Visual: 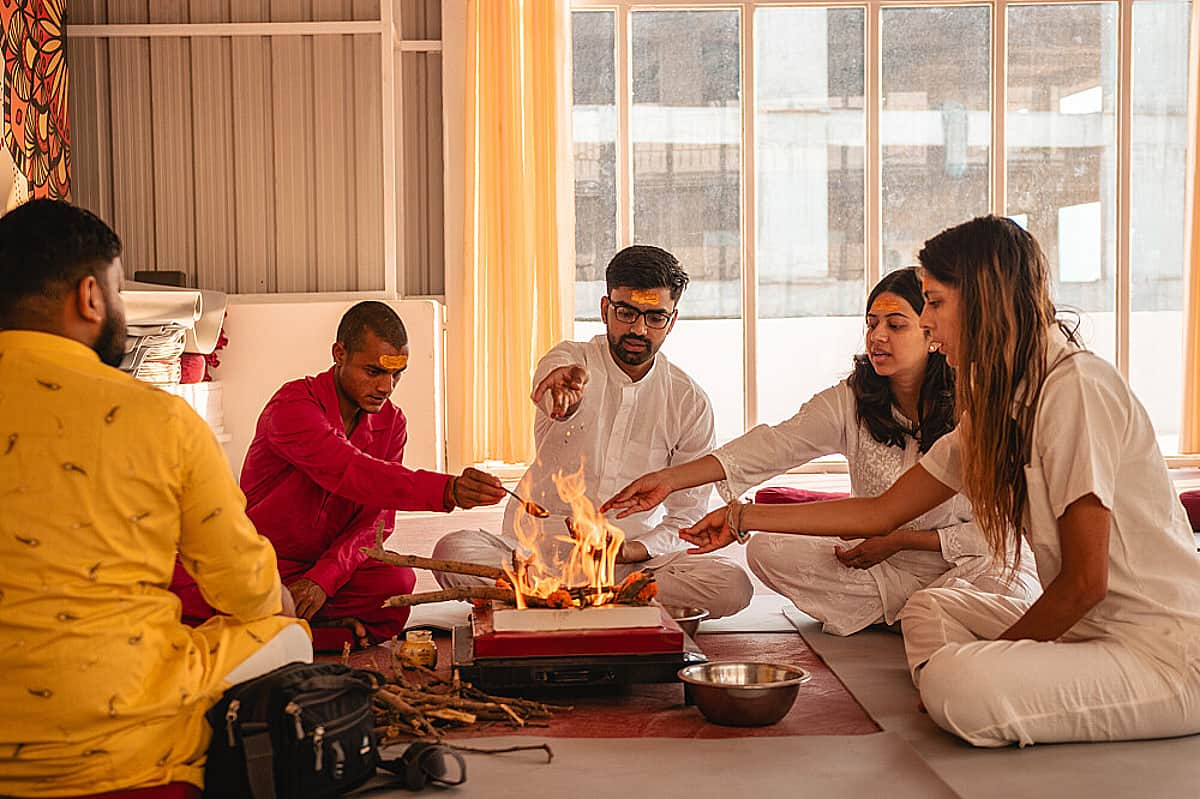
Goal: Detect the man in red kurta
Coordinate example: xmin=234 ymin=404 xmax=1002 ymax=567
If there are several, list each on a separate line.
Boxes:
xmin=172 ymin=302 xmax=505 ymax=647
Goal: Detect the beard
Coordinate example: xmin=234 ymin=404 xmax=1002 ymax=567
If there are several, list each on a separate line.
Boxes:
xmin=94 ymin=293 xmax=127 ymax=368
xmin=607 ymin=330 xmax=656 ymax=367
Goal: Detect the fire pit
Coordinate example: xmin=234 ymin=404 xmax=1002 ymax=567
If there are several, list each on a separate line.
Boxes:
xmin=364 ymin=468 xmax=707 ymax=696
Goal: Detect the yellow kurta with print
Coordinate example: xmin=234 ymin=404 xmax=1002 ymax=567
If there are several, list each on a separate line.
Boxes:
xmin=0 ymin=330 xmax=293 ymax=797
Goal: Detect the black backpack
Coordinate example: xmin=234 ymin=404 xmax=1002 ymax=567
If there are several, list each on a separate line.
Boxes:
xmin=203 ymin=661 xmax=385 ymax=799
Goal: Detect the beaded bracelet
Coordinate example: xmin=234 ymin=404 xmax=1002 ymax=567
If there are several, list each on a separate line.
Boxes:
xmin=726 ymin=500 xmax=752 ymax=545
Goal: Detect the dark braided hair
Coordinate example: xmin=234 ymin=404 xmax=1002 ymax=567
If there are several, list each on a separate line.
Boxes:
xmin=846 ymin=267 xmax=955 ymax=453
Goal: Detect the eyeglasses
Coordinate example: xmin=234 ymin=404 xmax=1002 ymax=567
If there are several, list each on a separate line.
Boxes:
xmin=608 ymin=300 xmax=676 ymax=330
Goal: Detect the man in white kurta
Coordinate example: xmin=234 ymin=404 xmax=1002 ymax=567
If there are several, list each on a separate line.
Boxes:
xmin=433 ymin=247 xmax=753 ymax=619
xmin=901 ymin=327 xmax=1200 ymax=746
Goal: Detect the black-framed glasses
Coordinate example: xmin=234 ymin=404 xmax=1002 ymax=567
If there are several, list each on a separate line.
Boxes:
xmin=608 ymin=300 xmax=676 ymax=330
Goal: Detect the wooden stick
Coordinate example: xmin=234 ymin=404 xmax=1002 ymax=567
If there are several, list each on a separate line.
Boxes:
xmin=362 ymin=548 xmax=506 ymax=581
xmin=447 ymin=743 xmax=554 ymax=763
xmin=426 ymin=707 xmax=476 ymax=724
xmin=382 ymin=586 xmax=512 ymax=608
xmin=383 ymin=585 xmax=554 ymax=609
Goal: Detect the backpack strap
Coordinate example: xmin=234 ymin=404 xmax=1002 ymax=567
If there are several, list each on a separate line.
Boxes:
xmin=241 ymin=725 xmax=277 ymax=799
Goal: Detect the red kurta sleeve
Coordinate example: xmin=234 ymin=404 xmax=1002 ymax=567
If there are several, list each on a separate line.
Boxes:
xmin=260 ymin=388 xmax=452 ymax=512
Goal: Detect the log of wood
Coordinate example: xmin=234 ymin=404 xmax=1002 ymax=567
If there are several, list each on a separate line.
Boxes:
xmin=362 ymin=548 xmax=506 ymax=581
xmin=382 ymin=586 xmax=554 ymax=609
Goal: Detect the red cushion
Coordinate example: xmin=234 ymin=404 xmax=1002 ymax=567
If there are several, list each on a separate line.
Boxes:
xmin=1181 ymin=490 xmax=1200 ymax=532
xmin=64 ymin=785 xmax=200 ymax=799
xmin=754 ymin=487 xmax=850 ymax=504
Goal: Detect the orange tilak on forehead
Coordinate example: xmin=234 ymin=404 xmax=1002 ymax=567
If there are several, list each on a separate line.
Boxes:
xmin=630 ymin=289 xmax=661 ymax=306
xmin=378 ymin=354 xmax=408 ymax=370
xmin=869 ymin=296 xmax=909 ymax=316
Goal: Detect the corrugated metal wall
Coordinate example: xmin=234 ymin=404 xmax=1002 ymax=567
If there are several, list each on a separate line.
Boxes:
xmin=68 ymin=0 xmax=444 ymax=296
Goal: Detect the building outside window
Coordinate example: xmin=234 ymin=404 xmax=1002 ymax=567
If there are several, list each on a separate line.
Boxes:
xmin=571 ymin=0 xmax=1191 ymax=457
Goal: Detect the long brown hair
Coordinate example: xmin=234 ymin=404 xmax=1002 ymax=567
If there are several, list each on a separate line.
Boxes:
xmin=917 ymin=216 xmax=1077 ymax=565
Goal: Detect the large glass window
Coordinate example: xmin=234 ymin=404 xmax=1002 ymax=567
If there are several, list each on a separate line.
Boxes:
xmin=571 ymin=1 xmax=1192 ymax=455
xmin=882 ymin=6 xmax=991 ymax=274
xmin=1007 ymin=4 xmax=1119 ymax=361
xmin=755 ymin=7 xmax=866 ymax=427
xmin=1130 ymin=0 xmax=1190 ymax=453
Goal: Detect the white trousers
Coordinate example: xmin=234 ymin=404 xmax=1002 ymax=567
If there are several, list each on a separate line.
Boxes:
xmin=224 ymin=621 xmax=313 ymax=684
xmin=431 ymin=528 xmax=754 ymax=619
xmin=900 ymin=587 xmax=1200 ymax=747
xmin=745 ymin=534 xmax=899 ymax=635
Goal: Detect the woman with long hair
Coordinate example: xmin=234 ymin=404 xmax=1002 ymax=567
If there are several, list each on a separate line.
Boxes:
xmin=609 ymin=216 xmax=1200 ymax=747
xmin=601 ymin=267 xmax=1037 ymax=636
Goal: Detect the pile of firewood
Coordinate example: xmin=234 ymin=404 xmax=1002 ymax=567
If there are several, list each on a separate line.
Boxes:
xmin=371 ymin=651 xmax=570 ymax=747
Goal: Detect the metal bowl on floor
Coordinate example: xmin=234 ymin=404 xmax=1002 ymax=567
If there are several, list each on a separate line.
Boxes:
xmin=678 ymin=661 xmax=811 ymax=727
xmin=663 ymin=605 xmax=710 ymax=638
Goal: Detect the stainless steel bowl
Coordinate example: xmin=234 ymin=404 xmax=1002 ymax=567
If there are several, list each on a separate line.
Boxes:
xmin=663 ymin=605 xmax=710 ymax=638
xmin=678 ymin=661 xmax=811 ymax=727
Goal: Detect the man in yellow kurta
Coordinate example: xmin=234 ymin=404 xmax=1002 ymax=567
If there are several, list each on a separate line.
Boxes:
xmin=0 ymin=200 xmax=311 ymax=797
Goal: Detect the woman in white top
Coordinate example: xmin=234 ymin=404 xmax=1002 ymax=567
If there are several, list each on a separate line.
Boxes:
xmin=616 ymin=216 xmax=1200 ymax=747
xmin=602 ymin=267 xmax=1038 ymax=636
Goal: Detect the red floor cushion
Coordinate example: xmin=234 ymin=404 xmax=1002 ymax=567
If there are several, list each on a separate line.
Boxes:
xmin=754 ymin=487 xmax=850 ymax=504
xmin=65 ymin=785 xmax=200 ymax=799
xmin=1181 ymin=490 xmax=1200 ymax=532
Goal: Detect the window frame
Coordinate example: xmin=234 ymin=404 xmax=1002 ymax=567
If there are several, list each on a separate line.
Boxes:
xmin=573 ymin=0 xmax=1198 ymax=467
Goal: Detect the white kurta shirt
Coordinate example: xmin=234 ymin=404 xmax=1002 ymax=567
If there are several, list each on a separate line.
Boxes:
xmin=501 ymin=336 xmax=716 ymax=559
xmin=921 ymin=327 xmax=1200 ymax=668
xmin=712 ymin=380 xmax=1038 ymax=624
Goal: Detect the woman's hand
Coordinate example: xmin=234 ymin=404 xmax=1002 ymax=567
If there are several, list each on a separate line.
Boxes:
xmin=836 ymin=532 xmax=905 ymax=569
xmin=679 ymin=506 xmax=737 ymax=554
xmin=601 ymin=470 xmax=675 ymax=518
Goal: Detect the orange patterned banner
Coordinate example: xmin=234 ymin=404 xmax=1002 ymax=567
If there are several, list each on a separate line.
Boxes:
xmin=1 ymin=0 xmax=69 ymax=201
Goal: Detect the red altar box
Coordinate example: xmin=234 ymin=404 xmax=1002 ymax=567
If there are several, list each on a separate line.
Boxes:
xmin=470 ymin=603 xmax=684 ymax=659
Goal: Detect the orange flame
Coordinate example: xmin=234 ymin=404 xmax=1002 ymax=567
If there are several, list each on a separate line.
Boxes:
xmin=503 ymin=467 xmax=625 ymax=609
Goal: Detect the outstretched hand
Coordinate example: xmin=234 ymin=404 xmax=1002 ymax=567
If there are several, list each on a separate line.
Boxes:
xmin=452 ymin=467 xmax=506 ymax=509
xmin=600 ymin=471 xmax=674 ymax=518
xmin=532 ymin=365 xmax=589 ymax=419
xmin=679 ymin=506 xmax=737 ymax=554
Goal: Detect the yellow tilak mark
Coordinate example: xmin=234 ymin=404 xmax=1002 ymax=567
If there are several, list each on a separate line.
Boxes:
xmin=869 ymin=297 xmax=907 ymax=315
xmin=630 ymin=289 xmax=660 ymax=305
xmin=379 ymin=354 xmax=408 ymax=370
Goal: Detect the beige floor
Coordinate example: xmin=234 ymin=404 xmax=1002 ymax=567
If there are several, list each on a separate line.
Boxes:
xmin=379 ymin=471 xmax=1200 ymax=798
